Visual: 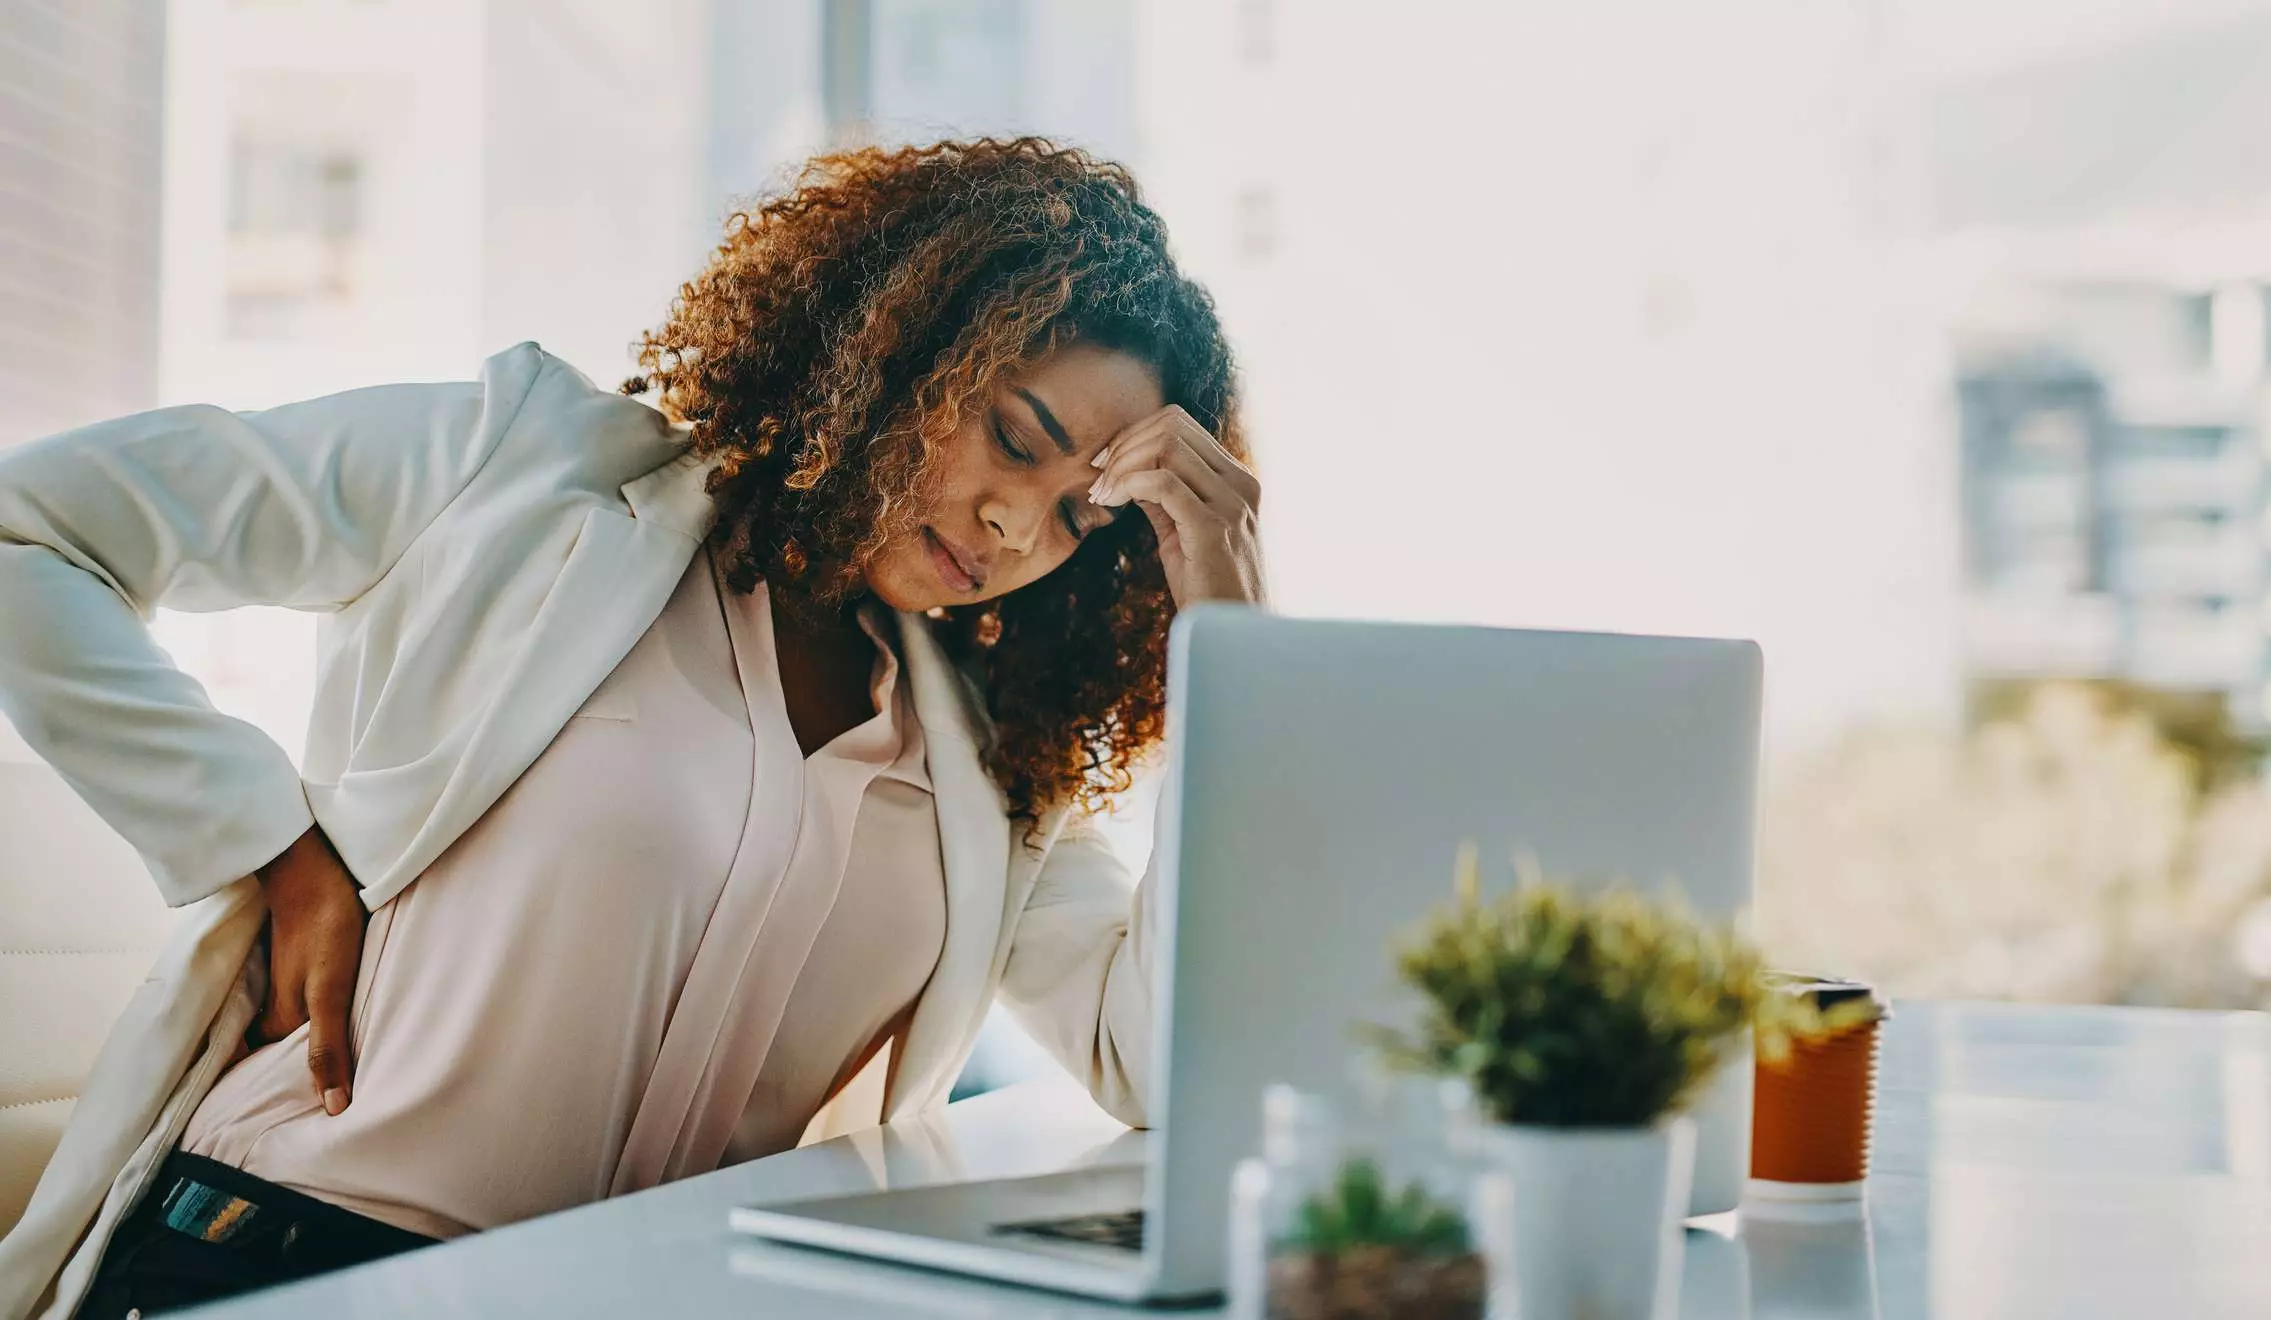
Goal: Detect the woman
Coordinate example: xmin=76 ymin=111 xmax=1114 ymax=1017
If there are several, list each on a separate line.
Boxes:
xmin=0 ymin=138 xmax=1261 ymax=1317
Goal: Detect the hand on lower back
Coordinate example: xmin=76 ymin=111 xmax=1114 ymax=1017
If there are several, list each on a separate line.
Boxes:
xmin=249 ymin=824 xmax=367 ymax=1115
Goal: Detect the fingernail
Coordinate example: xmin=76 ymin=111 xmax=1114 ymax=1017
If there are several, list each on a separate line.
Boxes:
xmin=1091 ymin=448 xmax=1111 ymax=469
xmin=1091 ymin=482 xmax=1116 ymax=505
xmin=323 ymin=1087 xmax=347 ymax=1116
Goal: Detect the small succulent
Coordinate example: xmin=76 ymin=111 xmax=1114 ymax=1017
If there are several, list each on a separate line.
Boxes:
xmin=1376 ymin=850 xmax=1853 ymax=1129
xmin=1279 ymin=1157 xmax=1471 ymax=1258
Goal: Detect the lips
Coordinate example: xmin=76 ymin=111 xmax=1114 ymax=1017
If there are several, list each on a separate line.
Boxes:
xmin=924 ymin=527 xmax=984 ymax=594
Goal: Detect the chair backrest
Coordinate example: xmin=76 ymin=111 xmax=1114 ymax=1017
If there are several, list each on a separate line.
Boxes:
xmin=0 ymin=745 xmax=177 ymax=1234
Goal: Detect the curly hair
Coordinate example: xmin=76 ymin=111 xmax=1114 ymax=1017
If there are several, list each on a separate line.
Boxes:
xmin=624 ymin=138 xmax=1242 ymax=825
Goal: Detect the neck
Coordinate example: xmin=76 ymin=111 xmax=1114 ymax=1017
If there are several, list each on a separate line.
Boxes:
xmin=770 ymin=587 xmax=875 ymax=650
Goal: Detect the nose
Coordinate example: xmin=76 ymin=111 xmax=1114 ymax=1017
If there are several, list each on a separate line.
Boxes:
xmin=980 ymin=493 xmax=1043 ymax=557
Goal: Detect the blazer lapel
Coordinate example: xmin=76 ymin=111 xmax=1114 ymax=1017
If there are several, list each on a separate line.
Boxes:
xmin=356 ymin=455 xmax=714 ymax=908
xmin=885 ymin=615 xmax=1010 ymax=1118
xmin=883 ymin=617 xmax=1068 ymax=1119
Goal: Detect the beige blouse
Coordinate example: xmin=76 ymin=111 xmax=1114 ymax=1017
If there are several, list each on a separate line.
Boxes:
xmin=181 ymin=548 xmax=947 ymax=1239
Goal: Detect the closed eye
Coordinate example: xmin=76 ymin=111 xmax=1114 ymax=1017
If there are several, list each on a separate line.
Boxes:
xmin=993 ymin=415 xmax=1035 ymax=466
xmin=1058 ymin=498 xmax=1087 ymax=541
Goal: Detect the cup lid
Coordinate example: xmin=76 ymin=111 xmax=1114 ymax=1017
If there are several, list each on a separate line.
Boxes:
xmin=1764 ymin=972 xmax=1890 ymax=1021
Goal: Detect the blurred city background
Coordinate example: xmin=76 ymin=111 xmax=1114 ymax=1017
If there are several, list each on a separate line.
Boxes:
xmin=10 ymin=0 xmax=2271 ymax=1038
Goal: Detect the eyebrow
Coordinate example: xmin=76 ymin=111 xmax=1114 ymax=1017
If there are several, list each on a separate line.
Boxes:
xmin=1013 ymin=387 xmax=1077 ymax=456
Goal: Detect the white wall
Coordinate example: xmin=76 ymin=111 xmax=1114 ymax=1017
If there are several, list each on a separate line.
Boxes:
xmin=1137 ymin=0 xmax=1963 ymax=753
xmin=480 ymin=0 xmax=715 ymax=384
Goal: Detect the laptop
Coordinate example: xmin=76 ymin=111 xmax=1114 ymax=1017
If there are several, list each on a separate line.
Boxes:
xmin=731 ymin=607 xmax=1764 ymax=1303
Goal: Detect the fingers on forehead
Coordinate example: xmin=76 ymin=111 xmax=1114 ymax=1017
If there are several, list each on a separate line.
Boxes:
xmin=1116 ymin=405 xmax=1209 ymax=449
xmin=1109 ymin=406 xmax=1250 ymax=482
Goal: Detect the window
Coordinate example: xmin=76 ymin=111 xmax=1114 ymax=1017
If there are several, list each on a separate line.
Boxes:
xmin=2118 ymin=425 xmax=2231 ymax=462
xmin=2009 ymin=409 xmax=2088 ymax=461
xmin=221 ymin=74 xmax=389 ymax=341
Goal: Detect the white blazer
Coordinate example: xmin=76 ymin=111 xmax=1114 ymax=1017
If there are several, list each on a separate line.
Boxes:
xmin=0 ymin=344 xmax=1154 ymax=1317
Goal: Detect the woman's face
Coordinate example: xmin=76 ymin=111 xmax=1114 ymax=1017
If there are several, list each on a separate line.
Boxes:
xmin=863 ymin=342 xmax=1166 ymax=613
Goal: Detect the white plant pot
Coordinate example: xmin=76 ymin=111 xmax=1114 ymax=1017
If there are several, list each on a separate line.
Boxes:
xmin=1476 ymin=1116 xmax=1696 ymax=1320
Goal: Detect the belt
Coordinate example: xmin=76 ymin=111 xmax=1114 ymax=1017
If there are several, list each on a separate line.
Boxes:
xmin=140 ymin=1151 xmax=437 ymax=1269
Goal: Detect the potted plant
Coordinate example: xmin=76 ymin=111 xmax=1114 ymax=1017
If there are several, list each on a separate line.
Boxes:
xmin=1261 ymin=1153 xmax=1488 ymax=1320
xmin=1374 ymin=852 xmax=1828 ymax=1320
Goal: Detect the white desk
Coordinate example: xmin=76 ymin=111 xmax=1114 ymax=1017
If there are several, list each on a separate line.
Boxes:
xmin=189 ymin=1000 xmax=2271 ymax=1318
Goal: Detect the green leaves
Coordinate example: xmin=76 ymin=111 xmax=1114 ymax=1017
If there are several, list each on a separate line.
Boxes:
xmin=1380 ymin=872 xmax=1795 ymax=1128
xmin=1283 ymin=1157 xmax=1472 ymax=1257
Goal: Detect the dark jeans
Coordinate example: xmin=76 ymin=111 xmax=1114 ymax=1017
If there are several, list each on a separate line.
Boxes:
xmin=77 ymin=1152 xmax=437 ymax=1318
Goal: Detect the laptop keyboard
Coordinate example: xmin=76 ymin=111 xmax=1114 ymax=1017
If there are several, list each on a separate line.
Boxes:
xmin=994 ymin=1209 xmax=1146 ymax=1252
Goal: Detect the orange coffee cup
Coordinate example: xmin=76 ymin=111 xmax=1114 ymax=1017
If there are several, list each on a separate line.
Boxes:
xmin=1749 ymin=975 xmax=1888 ymax=1200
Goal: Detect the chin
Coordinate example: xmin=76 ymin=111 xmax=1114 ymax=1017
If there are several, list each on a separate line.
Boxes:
xmin=862 ymin=560 xmax=937 ymax=614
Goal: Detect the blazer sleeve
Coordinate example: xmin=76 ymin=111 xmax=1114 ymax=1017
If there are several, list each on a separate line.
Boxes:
xmin=996 ymin=820 xmax=1158 ymax=1128
xmin=0 ymin=346 xmax=548 ymax=907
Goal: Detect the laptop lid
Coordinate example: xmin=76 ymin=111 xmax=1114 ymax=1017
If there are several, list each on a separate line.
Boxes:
xmin=1144 ymin=608 xmax=1763 ymax=1297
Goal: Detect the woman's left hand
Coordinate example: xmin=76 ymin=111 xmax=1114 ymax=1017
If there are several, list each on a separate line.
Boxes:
xmin=1088 ymin=405 xmax=1266 ymax=609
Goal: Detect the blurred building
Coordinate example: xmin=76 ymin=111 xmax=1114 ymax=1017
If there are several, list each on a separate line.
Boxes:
xmin=157 ymin=0 xmax=730 ymax=407
xmin=1937 ymin=6 xmax=2271 ymax=756
xmin=1957 ymin=282 xmax=2271 ymax=749
xmin=158 ymin=0 xmax=1135 ymax=410
xmin=0 ymin=0 xmax=166 ymax=445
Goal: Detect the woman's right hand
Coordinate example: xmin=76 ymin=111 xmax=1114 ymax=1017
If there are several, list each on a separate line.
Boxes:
xmin=249 ymin=825 xmax=367 ymax=1115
